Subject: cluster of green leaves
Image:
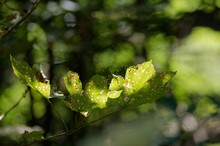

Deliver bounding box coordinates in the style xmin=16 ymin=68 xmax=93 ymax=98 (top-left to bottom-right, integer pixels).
xmin=11 ymin=56 xmax=175 ymax=113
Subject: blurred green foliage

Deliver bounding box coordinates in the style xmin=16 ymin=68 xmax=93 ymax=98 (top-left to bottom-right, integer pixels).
xmin=0 ymin=82 xmax=30 ymax=125
xmin=171 ymin=27 xmax=220 ymax=102
xmin=1 ymin=0 xmax=220 ymax=145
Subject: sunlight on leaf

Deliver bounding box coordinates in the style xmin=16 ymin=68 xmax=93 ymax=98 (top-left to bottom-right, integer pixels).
xmin=107 ymin=90 xmax=123 ymax=99
xmin=63 ymin=71 xmax=88 ymax=111
xmin=63 ymin=61 xmax=175 ymax=113
xmin=84 ymin=75 xmax=109 ymax=109
xmin=10 ymin=56 xmax=175 ymax=113
xmin=109 ymin=75 xmax=124 ymax=91
xmin=63 ymin=71 xmax=82 ymax=95
xmin=10 ymin=56 xmax=50 ymax=98
xmin=107 ymin=75 xmax=124 ymax=99
xmin=123 ymin=61 xmax=155 ymax=95
xmin=63 ymin=74 xmax=110 ymax=112
xmin=107 ymin=63 xmax=176 ymax=107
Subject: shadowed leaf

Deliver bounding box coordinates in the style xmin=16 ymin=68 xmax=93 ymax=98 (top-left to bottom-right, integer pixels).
xmin=22 ymin=131 xmax=44 ymax=143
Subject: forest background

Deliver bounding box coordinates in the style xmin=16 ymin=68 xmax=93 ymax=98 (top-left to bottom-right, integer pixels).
xmin=1 ymin=0 xmax=220 ymax=146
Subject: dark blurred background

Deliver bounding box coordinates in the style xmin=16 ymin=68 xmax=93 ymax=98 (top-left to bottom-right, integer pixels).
xmin=1 ymin=0 xmax=220 ymax=145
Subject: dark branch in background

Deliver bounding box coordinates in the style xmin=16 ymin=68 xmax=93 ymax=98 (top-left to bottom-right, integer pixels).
xmin=0 ymin=87 xmax=28 ymax=121
xmin=1 ymin=0 xmax=41 ymax=39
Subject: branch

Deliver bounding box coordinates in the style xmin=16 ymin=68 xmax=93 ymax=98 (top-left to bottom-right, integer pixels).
xmin=1 ymin=0 xmax=41 ymax=39
xmin=48 ymin=110 xmax=119 ymax=138
xmin=20 ymin=110 xmax=120 ymax=146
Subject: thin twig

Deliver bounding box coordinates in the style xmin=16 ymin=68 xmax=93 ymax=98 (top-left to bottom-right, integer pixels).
xmin=1 ymin=0 xmax=41 ymax=39
xmin=47 ymin=99 xmax=68 ymax=132
xmin=47 ymin=110 xmax=119 ymax=139
xmin=0 ymin=87 xmax=28 ymax=121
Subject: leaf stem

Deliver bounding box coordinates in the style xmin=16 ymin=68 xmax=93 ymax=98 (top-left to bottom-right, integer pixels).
xmin=47 ymin=99 xmax=68 ymax=132
xmin=49 ymin=110 xmax=119 ymax=138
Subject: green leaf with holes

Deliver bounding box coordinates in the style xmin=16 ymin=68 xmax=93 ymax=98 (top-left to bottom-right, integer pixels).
xmin=107 ymin=75 xmax=124 ymax=99
xmin=107 ymin=90 xmax=123 ymax=99
xmin=63 ymin=71 xmax=87 ymax=111
xmin=84 ymin=74 xmax=109 ymax=109
xmin=124 ymin=61 xmax=155 ymax=95
xmin=107 ymin=62 xmax=176 ymax=107
xmin=10 ymin=56 xmax=176 ymax=113
xmin=109 ymin=75 xmax=124 ymax=91
xmin=10 ymin=55 xmax=50 ymax=98
xmin=119 ymin=71 xmax=175 ymax=106
xmin=63 ymin=73 xmax=110 ymax=112
xmin=63 ymin=61 xmax=175 ymax=113
xmin=63 ymin=71 xmax=82 ymax=95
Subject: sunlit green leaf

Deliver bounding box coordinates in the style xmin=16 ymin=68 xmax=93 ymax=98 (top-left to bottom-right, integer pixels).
xmin=107 ymin=74 xmax=124 ymax=99
xmin=63 ymin=61 xmax=175 ymax=113
xmin=107 ymin=90 xmax=123 ymax=99
xmin=109 ymin=75 xmax=124 ymax=91
xmin=84 ymin=75 xmax=109 ymax=109
xmin=123 ymin=61 xmax=155 ymax=95
xmin=11 ymin=56 xmax=175 ymax=113
xmin=10 ymin=55 xmax=50 ymax=98
xmin=63 ymin=71 xmax=82 ymax=95
xmin=64 ymin=74 xmax=110 ymax=112
xmin=63 ymin=71 xmax=87 ymax=111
